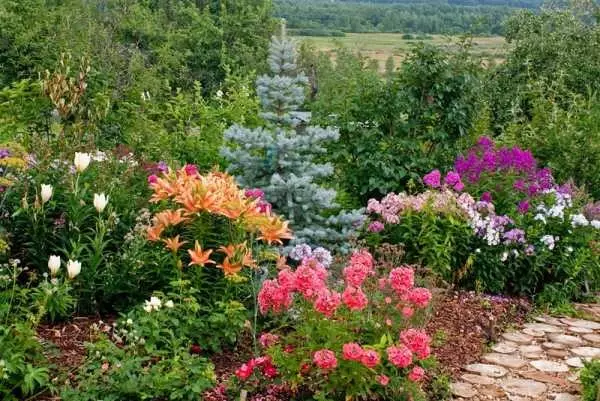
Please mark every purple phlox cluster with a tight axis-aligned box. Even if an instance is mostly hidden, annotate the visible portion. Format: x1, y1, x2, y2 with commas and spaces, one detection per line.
244, 188, 272, 214
368, 221, 385, 233
423, 169, 465, 192
584, 201, 600, 221
503, 228, 526, 245
518, 200, 530, 214
288, 244, 333, 268
0, 149, 10, 159
453, 136, 557, 198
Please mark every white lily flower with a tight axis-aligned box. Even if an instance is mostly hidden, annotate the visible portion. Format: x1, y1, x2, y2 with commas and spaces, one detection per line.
74, 152, 91, 172
66, 259, 82, 279
48, 255, 61, 276
40, 184, 53, 204
93, 193, 109, 213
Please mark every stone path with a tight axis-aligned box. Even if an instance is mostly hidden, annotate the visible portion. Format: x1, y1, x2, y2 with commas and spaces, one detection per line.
450, 310, 600, 401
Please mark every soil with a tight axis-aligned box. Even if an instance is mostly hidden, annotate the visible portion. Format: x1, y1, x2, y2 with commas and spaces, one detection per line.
34, 290, 530, 400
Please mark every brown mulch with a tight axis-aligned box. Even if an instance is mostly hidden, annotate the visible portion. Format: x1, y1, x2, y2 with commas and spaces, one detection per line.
425, 290, 531, 379
37, 316, 115, 370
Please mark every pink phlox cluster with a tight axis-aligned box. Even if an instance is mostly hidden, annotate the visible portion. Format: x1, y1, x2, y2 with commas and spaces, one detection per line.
408, 366, 425, 382
314, 289, 342, 317
407, 288, 432, 309
388, 267, 414, 296
259, 333, 280, 349
386, 344, 413, 368
342, 343, 364, 361
342, 286, 368, 311
313, 349, 338, 370
400, 329, 431, 360
258, 279, 293, 315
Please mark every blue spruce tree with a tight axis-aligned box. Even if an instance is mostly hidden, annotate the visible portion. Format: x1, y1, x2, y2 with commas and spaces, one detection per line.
221, 24, 362, 251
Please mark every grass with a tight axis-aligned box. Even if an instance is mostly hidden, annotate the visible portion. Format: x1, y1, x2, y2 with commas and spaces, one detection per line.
293, 32, 508, 71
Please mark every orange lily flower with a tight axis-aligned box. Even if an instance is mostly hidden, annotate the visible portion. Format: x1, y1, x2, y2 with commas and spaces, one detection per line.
257, 218, 293, 245
188, 241, 215, 267
154, 209, 189, 227
276, 255, 290, 270
146, 224, 164, 242
163, 235, 186, 253
218, 258, 243, 277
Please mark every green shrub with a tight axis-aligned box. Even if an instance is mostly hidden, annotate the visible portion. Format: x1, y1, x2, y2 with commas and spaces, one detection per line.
581, 359, 600, 401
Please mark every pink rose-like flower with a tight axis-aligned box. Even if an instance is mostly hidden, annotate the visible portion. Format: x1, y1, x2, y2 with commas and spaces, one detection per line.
342, 343, 364, 361
313, 349, 337, 370
402, 306, 414, 319
314, 289, 342, 317
259, 333, 280, 348
408, 366, 425, 382
408, 288, 432, 309
389, 267, 415, 295
423, 170, 441, 188
184, 164, 198, 176
360, 349, 380, 368
400, 329, 431, 360
377, 375, 390, 386
444, 171, 461, 186
386, 344, 413, 368
342, 286, 368, 311
368, 221, 385, 233
235, 363, 254, 380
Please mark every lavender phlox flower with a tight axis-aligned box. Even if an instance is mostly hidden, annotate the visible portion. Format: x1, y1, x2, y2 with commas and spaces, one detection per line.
571, 213, 589, 227
289, 244, 312, 261
540, 235, 558, 250
368, 221, 385, 233
312, 247, 333, 268
503, 228, 526, 245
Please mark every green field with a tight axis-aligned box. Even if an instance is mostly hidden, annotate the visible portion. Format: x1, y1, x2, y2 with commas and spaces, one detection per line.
294, 33, 508, 70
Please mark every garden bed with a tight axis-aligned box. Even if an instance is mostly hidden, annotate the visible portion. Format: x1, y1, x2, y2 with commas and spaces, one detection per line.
34, 290, 530, 401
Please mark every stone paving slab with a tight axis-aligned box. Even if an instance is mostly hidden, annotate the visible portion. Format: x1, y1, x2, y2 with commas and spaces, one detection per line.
451, 306, 600, 401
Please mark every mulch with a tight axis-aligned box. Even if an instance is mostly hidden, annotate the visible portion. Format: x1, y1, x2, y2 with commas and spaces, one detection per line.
34, 290, 531, 400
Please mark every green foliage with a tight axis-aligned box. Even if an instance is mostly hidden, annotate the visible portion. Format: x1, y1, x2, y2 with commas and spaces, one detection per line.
581, 359, 600, 401
0, 323, 51, 401
504, 86, 600, 200
309, 43, 483, 205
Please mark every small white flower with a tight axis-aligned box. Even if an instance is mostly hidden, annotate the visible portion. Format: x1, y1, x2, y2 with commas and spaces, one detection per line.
501, 251, 509, 262
93, 193, 109, 213
475, 248, 481, 253
540, 235, 556, 250
216, 89, 223, 98
48, 255, 61, 276
592, 220, 600, 229
571, 214, 589, 227
126, 318, 133, 325
566, 246, 574, 253
66, 260, 82, 279
144, 296, 162, 312
165, 300, 174, 308
93, 151, 108, 162
40, 184, 53, 204
512, 249, 519, 257
534, 214, 547, 224
74, 152, 91, 172
143, 303, 153, 313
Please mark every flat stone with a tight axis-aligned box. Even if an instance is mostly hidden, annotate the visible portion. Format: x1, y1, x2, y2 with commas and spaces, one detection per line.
502, 332, 533, 345
518, 370, 568, 386
547, 349, 570, 358
524, 323, 563, 333
520, 344, 543, 354
553, 393, 580, 401
500, 378, 547, 397
567, 372, 581, 384
534, 316, 565, 326
543, 342, 566, 350
530, 359, 570, 372
569, 326, 594, 334
571, 346, 600, 358
493, 342, 518, 354
461, 373, 496, 385
583, 333, 600, 344
451, 382, 476, 398
566, 357, 584, 368
548, 334, 584, 347
522, 328, 546, 337
465, 363, 508, 378
483, 353, 528, 369
561, 318, 600, 330
478, 385, 505, 398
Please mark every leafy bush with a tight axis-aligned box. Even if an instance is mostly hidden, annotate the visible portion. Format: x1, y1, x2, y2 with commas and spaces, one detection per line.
581, 359, 600, 401
0, 323, 50, 401
363, 138, 600, 300
233, 250, 433, 401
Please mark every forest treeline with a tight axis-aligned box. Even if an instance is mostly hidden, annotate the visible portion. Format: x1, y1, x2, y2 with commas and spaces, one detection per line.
274, 0, 543, 35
